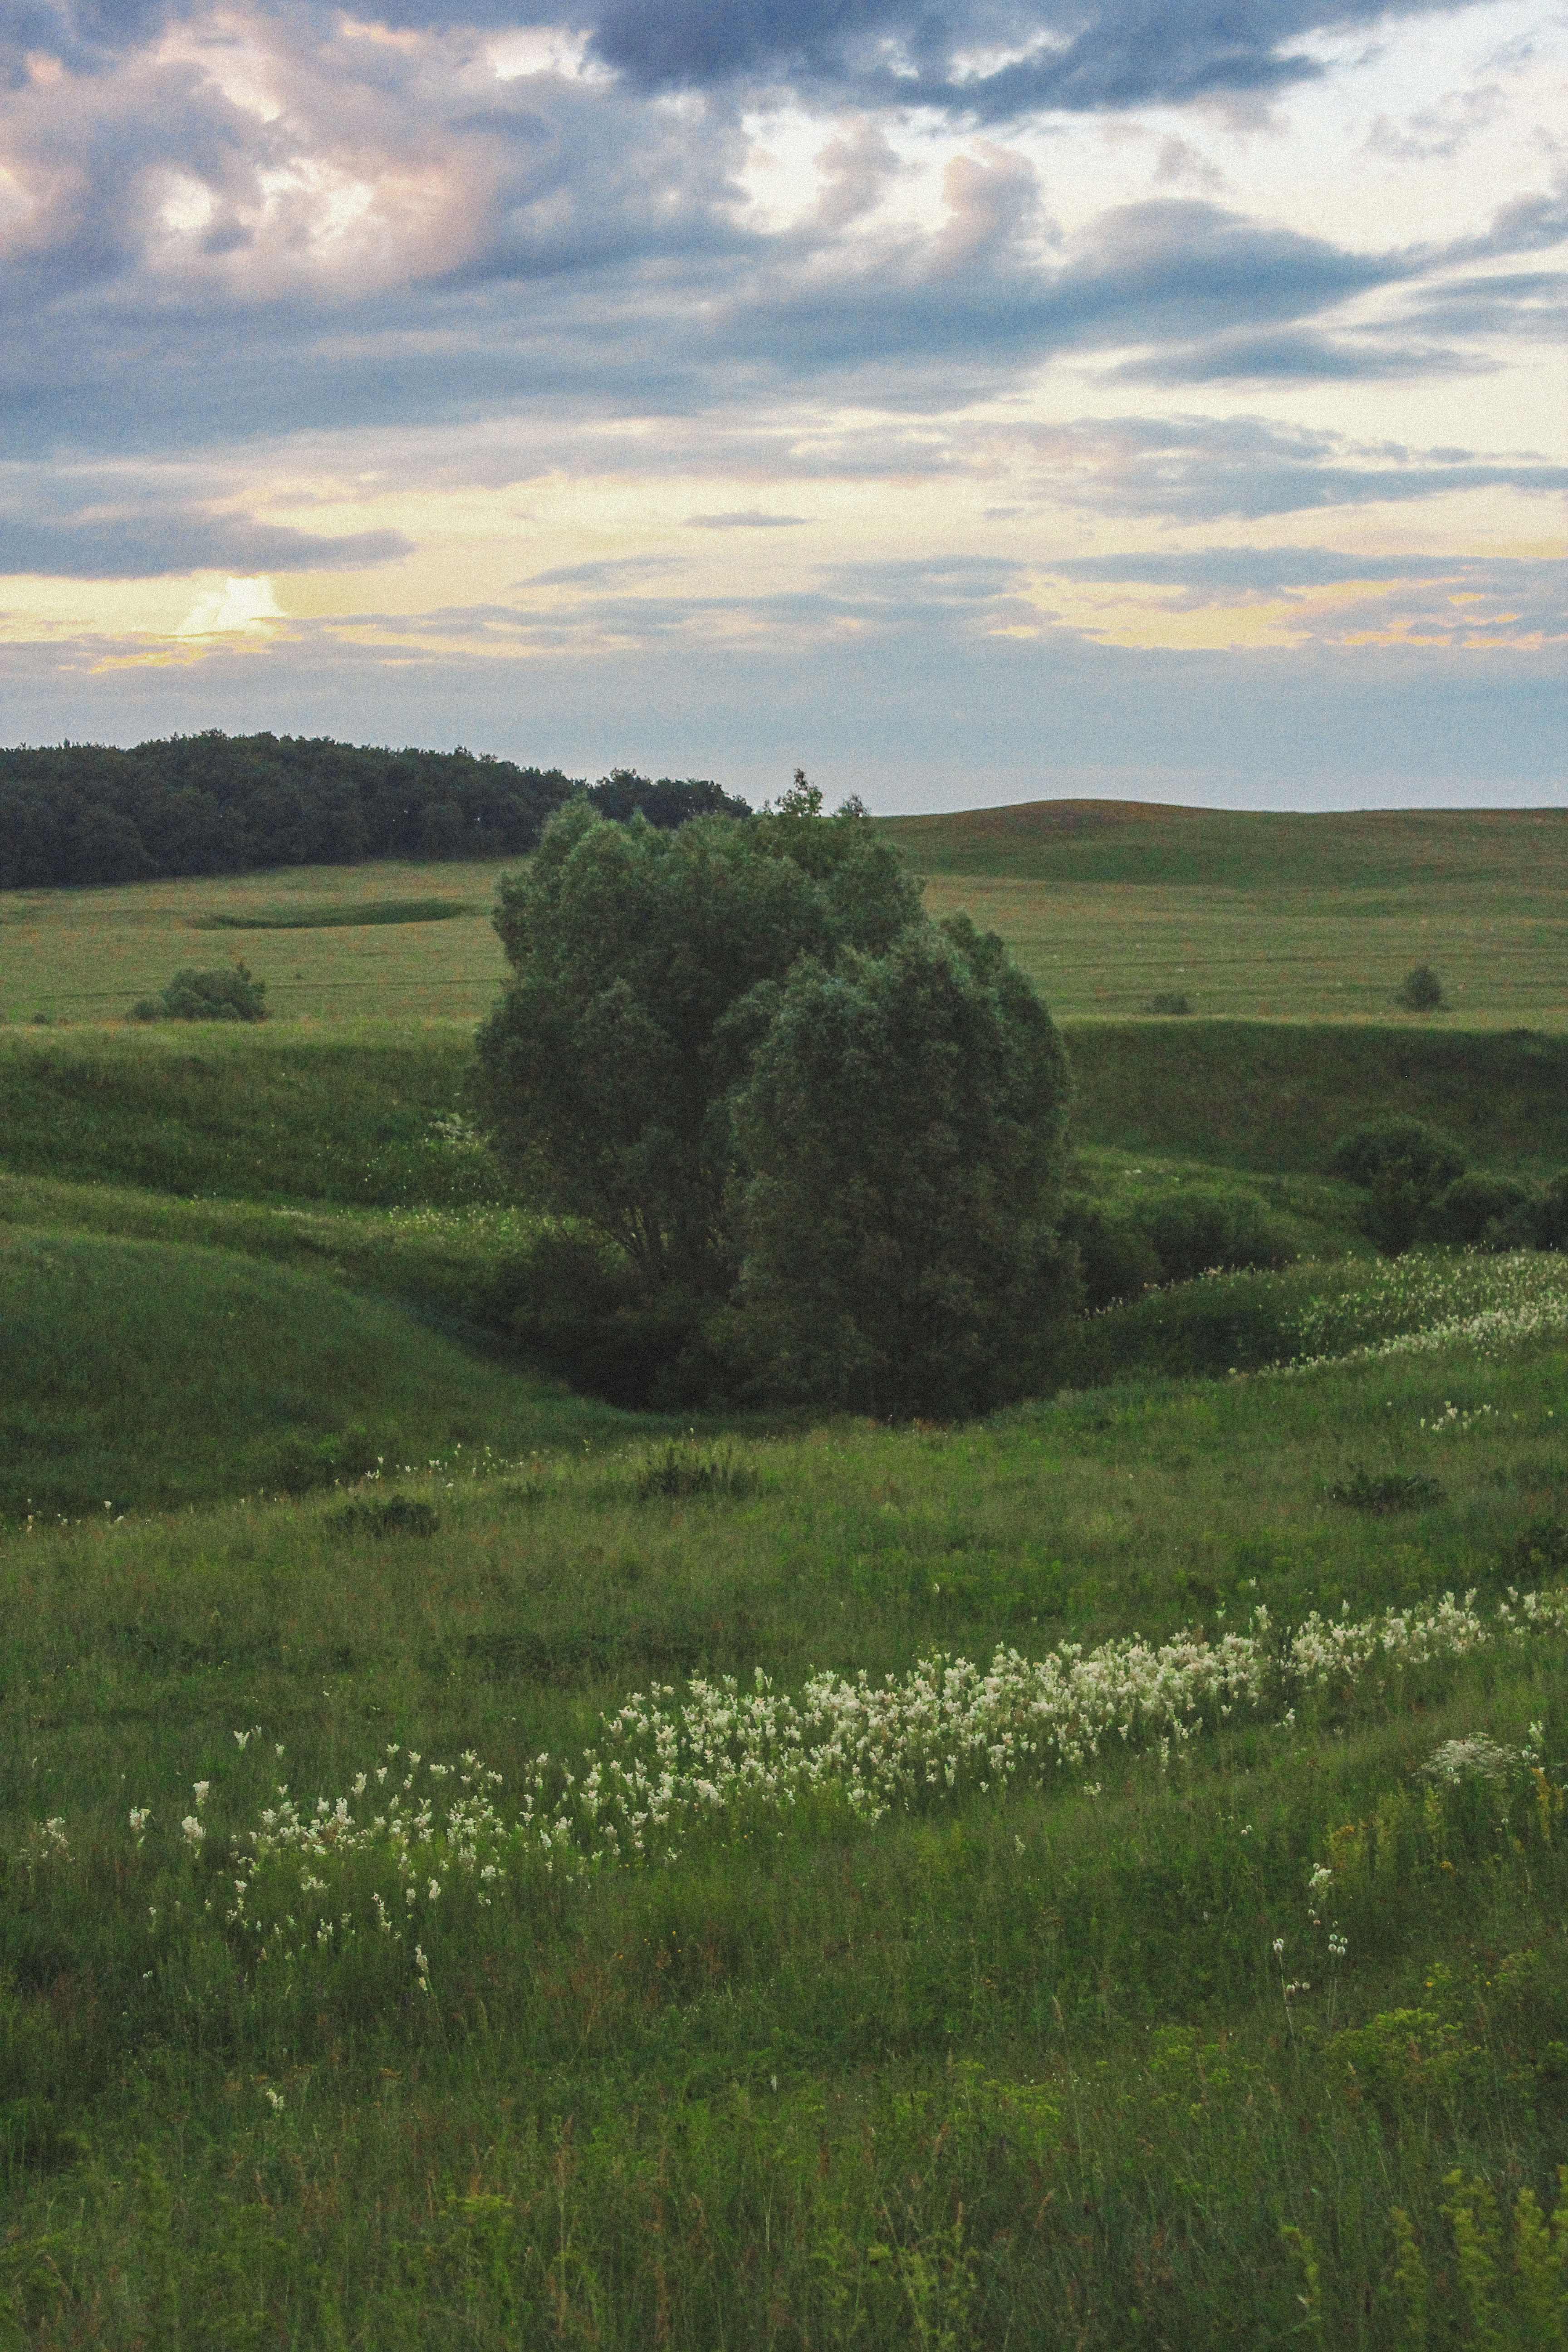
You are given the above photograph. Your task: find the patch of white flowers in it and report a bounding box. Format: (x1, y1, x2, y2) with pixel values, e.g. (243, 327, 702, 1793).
(1276, 1251, 1568, 1376)
(125, 1578, 1568, 1979)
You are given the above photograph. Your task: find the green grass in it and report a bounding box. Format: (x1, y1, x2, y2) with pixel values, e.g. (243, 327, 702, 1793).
(0, 1225, 637, 1520)
(6, 805, 1568, 1026)
(9, 812, 1568, 2341)
(3, 1020, 1564, 1226)
(0, 857, 512, 1024)
(0, 1024, 508, 1208)
(1067, 1021, 1568, 1177)
(4, 1318, 1568, 2342)
(883, 799, 1568, 894)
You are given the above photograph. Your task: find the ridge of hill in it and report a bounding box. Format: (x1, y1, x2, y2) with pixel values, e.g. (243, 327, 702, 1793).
(880, 798, 1568, 891)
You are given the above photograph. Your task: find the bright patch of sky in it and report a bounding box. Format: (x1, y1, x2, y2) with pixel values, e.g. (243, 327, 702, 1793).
(0, 0, 1561, 807)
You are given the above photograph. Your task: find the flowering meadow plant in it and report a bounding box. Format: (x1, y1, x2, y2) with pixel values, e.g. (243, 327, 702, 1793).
(105, 1579, 1568, 1984)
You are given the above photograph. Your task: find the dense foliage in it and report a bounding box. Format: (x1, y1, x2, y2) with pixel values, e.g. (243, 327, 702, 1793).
(1331, 1116, 1565, 1255)
(129, 961, 269, 1023)
(726, 916, 1075, 1414)
(0, 734, 749, 888)
(473, 791, 1073, 1411)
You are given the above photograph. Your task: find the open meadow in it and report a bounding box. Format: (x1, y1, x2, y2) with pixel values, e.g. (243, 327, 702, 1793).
(3, 803, 1568, 2345)
(5, 802, 1568, 1029)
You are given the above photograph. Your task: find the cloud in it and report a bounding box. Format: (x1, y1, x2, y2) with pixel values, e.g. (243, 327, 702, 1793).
(177, 574, 284, 635)
(0, 495, 412, 578)
(686, 509, 810, 527)
(584, 0, 1476, 120)
(1112, 327, 1494, 383)
(1023, 414, 1568, 519)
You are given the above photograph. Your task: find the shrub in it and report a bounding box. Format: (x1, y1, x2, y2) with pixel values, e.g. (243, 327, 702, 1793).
(1328, 1117, 1469, 1257)
(1147, 990, 1191, 1015)
(1326, 1470, 1445, 1514)
(1133, 1188, 1297, 1285)
(130, 963, 268, 1022)
(1425, 1171, 1539, 1252)
(1060, 1200, 1162, 1312)
(1395, 963, 1446, 1012)
(1538, 1171, 1568, 1252)
(495, 1228, 725, 1408)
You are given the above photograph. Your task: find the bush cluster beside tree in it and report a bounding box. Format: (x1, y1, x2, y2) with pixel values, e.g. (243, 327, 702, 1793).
(0, 735, 749, 889)
(1329, 1116, 1567, 1255)
(130, 963, 270, 1023)
(473, 780, 1076, 1416)
(1062, 1187, 1298, 1313)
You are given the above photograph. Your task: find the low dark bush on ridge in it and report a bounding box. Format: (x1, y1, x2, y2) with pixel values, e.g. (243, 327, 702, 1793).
(130, 963, 269, 1023)
(1425, 1170, 1539, 1251)
(1061, 1187, 1297, 1313)
(1329, 1117, 1568, 1258)
(1395, 962, 1446, 1012)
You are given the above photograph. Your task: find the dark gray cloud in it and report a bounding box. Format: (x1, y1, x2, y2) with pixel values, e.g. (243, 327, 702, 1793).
(1112, 327, 1494, 382)
(3, 0, 1481, 122)
(1024, 414, 1568, 519)
(584, 0, 1466, 119)
(0, 495, 412, 577)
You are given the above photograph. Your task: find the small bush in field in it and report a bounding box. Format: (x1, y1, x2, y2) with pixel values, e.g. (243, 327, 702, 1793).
(1426, 1171, 1539, 1252)
(1329, 1117, 1469, 1256)
(1148, 990, 1192, 1015)
(1326, 1469, 1445, 1514)
(634, 1442, 756, 1502)
(1136, 1189, 1297, 1285)
(130, 963, 268, 1023)
(1395, 963, 1445, 1012)
(328, 1493, 440, 1539)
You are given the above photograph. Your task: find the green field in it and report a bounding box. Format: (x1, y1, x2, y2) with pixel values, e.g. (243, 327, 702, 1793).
(5, 801, 1567, 1027)
(6, 805, 1568, 2344)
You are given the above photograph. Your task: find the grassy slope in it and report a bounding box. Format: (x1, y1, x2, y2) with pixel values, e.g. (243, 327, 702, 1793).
(4, 1019, 1563, 1215)
(881, 798, 1568, 892)
(5, 805, 1568, 1027)
(0, 1226, 634, 1518)
(6, 814, 1568, 2338)
(3, 1329, 1568, 2342)
(890, 801, 1568, 1028)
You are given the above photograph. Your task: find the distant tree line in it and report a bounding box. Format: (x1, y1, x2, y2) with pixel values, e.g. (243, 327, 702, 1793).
(0, 734, 751, 889)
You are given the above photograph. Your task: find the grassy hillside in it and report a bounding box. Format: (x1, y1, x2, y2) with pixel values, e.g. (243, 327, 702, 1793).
(3, 1303, 1568, 2342)
(882, 799, 1568, 892)
(4, 1019, 1562, 1214)
(0, 855, 512, 1025)
(886, 801, 1568, 1027)
(1069, 1020, 1568, 1176)
(5, 805, 1568, 1027)
(0, 1023, 505, 1206)
(0, 1226, 632, 1519)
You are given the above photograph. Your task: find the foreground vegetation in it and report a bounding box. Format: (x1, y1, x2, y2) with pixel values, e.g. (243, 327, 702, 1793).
(4, 1313, 1568, 2344)
(5, 817, 1568, 2342)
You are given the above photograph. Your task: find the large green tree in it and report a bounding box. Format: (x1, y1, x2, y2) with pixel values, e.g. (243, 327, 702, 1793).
(472, 790, 919, 1295)
(473, 791, 1075, 1413)
(725, 916, 1076, 1416)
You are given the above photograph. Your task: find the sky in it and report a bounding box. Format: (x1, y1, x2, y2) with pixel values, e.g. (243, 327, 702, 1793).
(0, 0, 1563, 810)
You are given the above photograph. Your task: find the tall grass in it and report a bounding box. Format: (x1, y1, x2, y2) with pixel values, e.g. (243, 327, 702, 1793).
(4, 1324, 1568, 2342)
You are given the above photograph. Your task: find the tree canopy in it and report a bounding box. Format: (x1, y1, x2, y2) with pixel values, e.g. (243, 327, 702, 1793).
(473, 793, 1075, 1413)
(0, 735, 748, 890)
